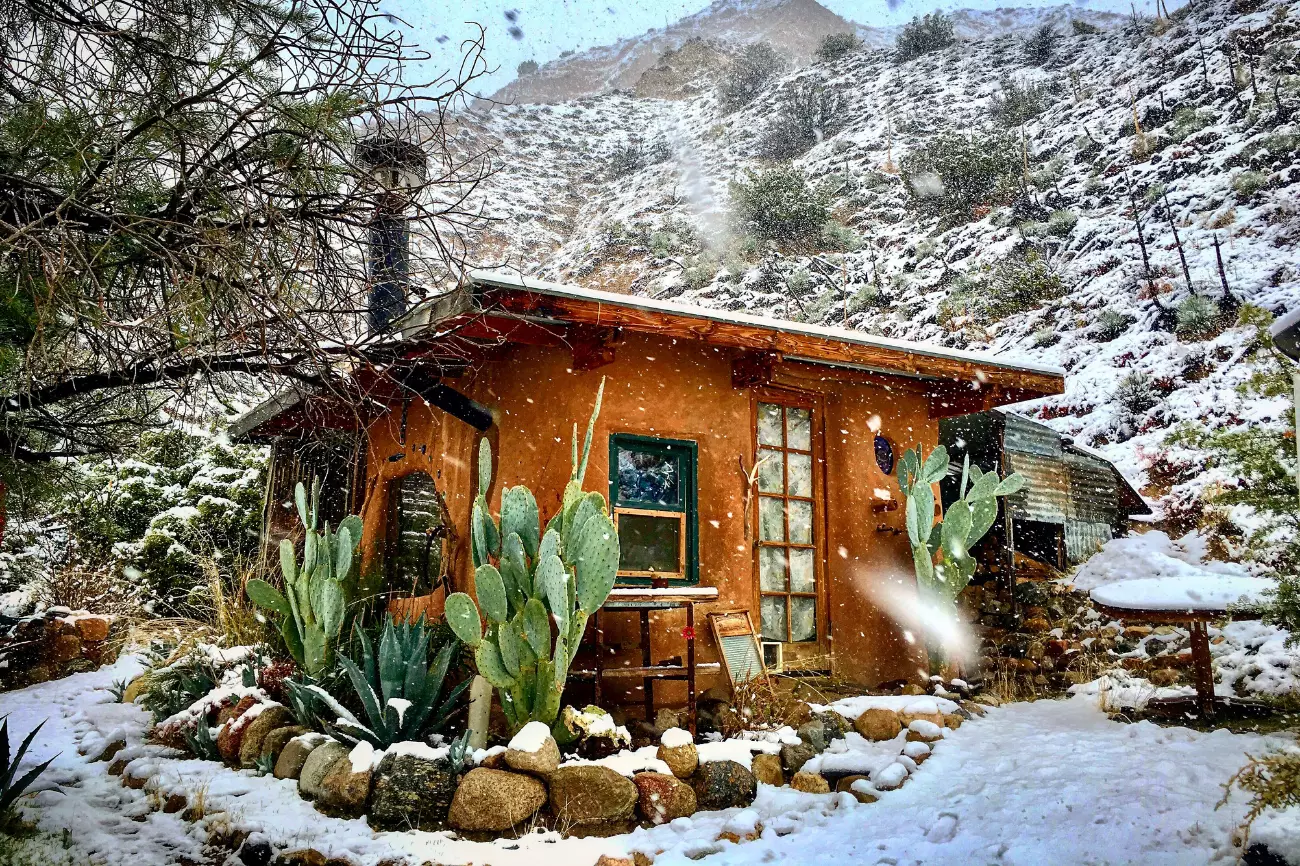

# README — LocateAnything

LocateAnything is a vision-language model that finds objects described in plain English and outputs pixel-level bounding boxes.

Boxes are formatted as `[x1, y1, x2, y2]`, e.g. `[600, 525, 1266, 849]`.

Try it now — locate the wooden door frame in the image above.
[748, 386, 831, 668]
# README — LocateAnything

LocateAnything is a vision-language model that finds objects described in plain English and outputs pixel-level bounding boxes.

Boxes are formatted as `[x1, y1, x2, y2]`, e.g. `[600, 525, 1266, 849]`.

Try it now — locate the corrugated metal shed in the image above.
[939, 410, 1151, 571]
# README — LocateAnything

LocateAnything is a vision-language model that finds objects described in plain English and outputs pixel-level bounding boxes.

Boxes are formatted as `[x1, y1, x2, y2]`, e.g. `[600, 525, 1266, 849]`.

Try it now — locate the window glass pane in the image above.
[787, 452, 813, 498]
[617, 446, 679, 506]
[757, 448, 784, 493]
[758, 403, 784, 446]
[761, 595, 787, 642]
[786, 407, 812, 451]
[789, 548, 816, 593]
[391, 472, 443, 595]
[617, 512, 682, 574]
[790, 596, 816, 642]
[758, 496, 785, 542]
[759, 547, 787, 592]
[788, 500, 813, 544]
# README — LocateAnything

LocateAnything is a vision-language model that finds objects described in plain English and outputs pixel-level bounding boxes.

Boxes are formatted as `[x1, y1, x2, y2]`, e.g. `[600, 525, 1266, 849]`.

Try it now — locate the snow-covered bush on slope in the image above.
[51, 429, 266, 618]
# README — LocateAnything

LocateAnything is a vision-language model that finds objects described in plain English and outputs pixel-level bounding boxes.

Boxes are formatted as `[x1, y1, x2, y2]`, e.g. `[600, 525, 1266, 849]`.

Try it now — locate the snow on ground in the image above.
[1069, 530, 1252, 592]
[3, 662, 1300, 865]
[1091, 574, 1276, 611]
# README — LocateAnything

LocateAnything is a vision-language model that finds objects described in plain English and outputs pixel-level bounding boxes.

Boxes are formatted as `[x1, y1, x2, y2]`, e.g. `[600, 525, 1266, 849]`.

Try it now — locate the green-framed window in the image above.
[608, 433, 699, 585]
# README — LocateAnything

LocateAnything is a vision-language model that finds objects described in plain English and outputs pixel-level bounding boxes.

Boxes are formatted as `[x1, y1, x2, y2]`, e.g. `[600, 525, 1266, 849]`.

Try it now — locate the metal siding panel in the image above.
[1065, 453, 1118, 524]
[1066, 521, 1113, 563]
[1003, 415, 1063, 459]
[1005, 451, 1068, 524]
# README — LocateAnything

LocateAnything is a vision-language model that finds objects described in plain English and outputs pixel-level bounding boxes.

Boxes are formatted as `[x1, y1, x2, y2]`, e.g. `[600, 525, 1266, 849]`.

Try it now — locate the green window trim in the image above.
[608, 433, 699, 586]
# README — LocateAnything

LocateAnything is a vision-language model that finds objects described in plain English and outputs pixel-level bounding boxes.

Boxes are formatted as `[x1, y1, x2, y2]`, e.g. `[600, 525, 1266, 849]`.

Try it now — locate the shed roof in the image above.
[231, 269, 1066, 441]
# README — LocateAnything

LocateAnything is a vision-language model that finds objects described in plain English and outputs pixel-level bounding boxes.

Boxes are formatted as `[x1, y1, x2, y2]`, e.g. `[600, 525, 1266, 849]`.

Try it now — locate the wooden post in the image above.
[641, 609, 654, 724]
[1189, 619, 1216, 719]
[687, 603, 697, 735]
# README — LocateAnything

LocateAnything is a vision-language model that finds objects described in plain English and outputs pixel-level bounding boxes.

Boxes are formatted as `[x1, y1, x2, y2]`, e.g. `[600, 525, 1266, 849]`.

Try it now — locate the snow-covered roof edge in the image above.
[465, 268, 1066, 381]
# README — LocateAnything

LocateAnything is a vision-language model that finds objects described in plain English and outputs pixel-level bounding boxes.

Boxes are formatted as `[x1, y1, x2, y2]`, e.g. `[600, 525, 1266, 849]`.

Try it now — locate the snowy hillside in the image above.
[489, 0, 1126, 104]
[448, 0, 1300, 530]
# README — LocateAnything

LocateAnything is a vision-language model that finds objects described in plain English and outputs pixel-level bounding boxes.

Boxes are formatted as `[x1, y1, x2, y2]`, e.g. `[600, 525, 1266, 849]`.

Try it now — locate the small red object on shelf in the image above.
[681, 626, 696, 640]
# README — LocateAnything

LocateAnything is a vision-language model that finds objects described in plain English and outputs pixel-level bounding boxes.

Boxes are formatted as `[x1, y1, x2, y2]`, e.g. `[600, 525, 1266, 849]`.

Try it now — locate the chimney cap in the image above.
[355, 136, 427, 178]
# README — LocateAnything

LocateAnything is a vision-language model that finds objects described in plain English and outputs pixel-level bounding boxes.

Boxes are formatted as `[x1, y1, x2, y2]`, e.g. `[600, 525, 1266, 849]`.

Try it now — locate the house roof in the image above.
[231, 269, 1066, 441]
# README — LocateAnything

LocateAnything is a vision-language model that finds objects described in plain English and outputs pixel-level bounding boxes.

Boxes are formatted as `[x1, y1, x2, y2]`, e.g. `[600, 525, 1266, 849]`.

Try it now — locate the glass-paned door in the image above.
[756, 401, 819, 645]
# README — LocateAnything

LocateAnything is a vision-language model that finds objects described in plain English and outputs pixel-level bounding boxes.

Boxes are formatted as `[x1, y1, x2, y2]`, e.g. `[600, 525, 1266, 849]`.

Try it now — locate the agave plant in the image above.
[246, 478, 362, 676]
[327, 615, 470, 748]
[0, 717, 56, 817]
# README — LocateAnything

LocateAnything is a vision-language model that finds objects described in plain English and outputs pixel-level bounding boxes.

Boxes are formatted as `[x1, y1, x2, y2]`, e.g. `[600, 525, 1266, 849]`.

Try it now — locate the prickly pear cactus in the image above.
[897, 445, 1024, 664]
[246, 478, 361, 676]
[445, 379, 619, 733]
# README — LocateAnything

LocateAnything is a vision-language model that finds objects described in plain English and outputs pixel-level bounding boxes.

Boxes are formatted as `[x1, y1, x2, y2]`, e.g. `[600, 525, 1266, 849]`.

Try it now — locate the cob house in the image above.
[231, 143, 1066, 720]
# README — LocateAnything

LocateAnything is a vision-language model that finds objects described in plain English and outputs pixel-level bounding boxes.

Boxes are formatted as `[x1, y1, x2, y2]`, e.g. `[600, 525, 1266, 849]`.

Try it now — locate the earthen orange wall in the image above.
[357, 331, 934, 709]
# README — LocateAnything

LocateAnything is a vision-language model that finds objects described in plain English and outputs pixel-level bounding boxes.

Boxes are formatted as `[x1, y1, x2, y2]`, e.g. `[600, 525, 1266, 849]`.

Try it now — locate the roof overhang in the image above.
[231, 269, 1066, 442]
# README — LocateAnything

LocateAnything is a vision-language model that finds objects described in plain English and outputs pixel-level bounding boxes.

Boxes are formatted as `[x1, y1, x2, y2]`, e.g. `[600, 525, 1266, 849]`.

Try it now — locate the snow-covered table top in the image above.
[1090, 575, 1276, 614]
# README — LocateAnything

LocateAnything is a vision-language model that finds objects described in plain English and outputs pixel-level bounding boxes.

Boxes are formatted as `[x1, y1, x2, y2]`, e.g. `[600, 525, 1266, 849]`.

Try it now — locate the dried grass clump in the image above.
[1221, 749, 1300, 845]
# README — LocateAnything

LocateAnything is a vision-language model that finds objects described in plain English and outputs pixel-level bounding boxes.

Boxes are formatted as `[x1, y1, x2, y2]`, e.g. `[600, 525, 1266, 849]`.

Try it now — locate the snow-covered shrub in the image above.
[1234, 170, 1269, 200]
[816, 32, 859, 63]
[1115, 371, 1157, 414]
[1071, 19, 1102, 35]
[758, 81, 847, 160]
[821, 219, 861, 251]
[901, 128, 1020, 221]
[990, 76, 1057, 127]
[1167, 106, 1213, 143]
[941, 253, 1065, 328]
[1022, 24, 1060, 65]
[1093, 309, 1135, 342]
[61, 430, 266, 617]
[895, 12, 955, 62]
[717, 42, 782, 112]
[1175, 293, 1221, 340]
[730, 167, 829, 244]
[607, 137, 670, 179]
[517, 59, 538, 76]
[1047, 209, 1078, 237]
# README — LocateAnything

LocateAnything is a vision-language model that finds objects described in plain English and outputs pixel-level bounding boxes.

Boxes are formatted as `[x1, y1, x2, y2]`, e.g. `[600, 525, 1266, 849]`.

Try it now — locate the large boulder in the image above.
[503, 722, 561, 777]
[368, 749, 458, 831]
[795, 721, 827, 753]
[691, 761, 756, 810]
[854, 708, 902, 742]
[656, 728, 698, 780]
[779, 742, 815, 775]
[260, 726, 307, 765]
[633, 772, 696, 825]
[317, 744, 373, 817]
[216, 696, 261, 764]
[275, 733, 326, 780]
[238, 706, 293, 768]
[791, 771, 830, 794]
[548, 765, 638, 827]
[298, 740, 349, 800]
[448, 768, 547, 832]
[815, 711, 853, 741]
[835, 774, 879, 804]
[751, 753, 784, 787]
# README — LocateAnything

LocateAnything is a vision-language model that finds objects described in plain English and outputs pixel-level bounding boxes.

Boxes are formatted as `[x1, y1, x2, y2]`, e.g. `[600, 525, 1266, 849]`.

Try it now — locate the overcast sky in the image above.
[381, 0, 1173, 97]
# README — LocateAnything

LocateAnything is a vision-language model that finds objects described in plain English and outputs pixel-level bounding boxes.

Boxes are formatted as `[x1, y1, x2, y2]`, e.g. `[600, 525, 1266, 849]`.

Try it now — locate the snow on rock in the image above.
[870, 761, 910, 790]
[1091, 575, 1276, 612]
[508, 720, 553, 753]
[1070, 530, 1252, 592]
[908, 719, 944, 740]
[660, 726, 693, 748]
[811, 694, 959, 719]
[560, 744, 671, 777]
[696, 737, 781, 770]
[348, 741, 375, 774]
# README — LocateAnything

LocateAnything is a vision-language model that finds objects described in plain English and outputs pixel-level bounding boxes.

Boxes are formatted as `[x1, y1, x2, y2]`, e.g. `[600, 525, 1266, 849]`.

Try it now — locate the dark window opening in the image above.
[386, 471, 448, 596]
[609, 434, 698, 585]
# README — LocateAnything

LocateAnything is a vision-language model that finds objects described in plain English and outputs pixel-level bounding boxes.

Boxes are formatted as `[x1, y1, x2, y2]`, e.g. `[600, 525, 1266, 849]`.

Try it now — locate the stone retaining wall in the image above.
[0, 608, 120, 690]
